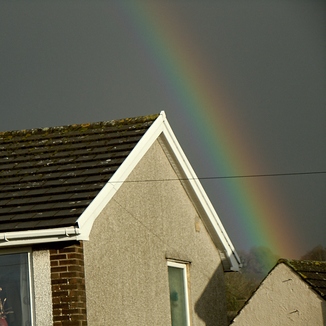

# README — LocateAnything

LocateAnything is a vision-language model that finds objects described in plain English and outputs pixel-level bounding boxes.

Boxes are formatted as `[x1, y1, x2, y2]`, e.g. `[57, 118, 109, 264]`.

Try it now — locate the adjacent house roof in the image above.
[278, 259, 326, 300]
[0, 111, 240, 271]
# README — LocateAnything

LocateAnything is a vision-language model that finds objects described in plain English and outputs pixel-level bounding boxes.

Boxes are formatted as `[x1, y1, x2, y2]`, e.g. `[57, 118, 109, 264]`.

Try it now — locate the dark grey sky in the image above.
[1, 0, 325, 258]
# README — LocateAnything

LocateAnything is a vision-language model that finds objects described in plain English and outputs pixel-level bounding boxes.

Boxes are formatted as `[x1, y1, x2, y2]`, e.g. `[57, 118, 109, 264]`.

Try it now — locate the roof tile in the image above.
[279, 259, 326, 300]
[0, 114, 159, 232]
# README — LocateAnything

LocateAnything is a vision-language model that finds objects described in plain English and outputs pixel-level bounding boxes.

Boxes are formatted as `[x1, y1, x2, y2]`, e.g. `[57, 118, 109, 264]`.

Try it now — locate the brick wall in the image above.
[50, 241, 87, 326]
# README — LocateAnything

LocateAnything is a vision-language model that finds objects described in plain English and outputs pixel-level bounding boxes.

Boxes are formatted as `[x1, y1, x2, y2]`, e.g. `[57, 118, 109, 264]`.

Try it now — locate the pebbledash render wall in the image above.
[83, 139, 228, 326]
[32, 249, 53, 325]
[231, 263, 326, 326]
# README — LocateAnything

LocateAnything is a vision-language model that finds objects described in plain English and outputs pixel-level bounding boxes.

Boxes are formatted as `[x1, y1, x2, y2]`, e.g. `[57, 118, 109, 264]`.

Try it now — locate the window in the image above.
[0, 252, 32, 326]
[167, 261, 190, 326]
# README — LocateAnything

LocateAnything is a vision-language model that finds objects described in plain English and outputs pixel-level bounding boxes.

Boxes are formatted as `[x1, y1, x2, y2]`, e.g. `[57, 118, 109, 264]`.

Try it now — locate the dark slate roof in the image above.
[0, 114, 159, 232]
[279, 259, 326, 300]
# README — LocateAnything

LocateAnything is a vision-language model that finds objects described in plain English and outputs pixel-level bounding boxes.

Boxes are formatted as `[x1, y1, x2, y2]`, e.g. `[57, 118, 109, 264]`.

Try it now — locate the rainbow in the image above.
[117, 2, 298, 259]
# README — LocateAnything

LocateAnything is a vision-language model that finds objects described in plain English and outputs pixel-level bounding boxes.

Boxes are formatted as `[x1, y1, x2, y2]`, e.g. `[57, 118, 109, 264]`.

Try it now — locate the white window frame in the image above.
[167, 260, 191, 326]
[0, 248, 34, 325]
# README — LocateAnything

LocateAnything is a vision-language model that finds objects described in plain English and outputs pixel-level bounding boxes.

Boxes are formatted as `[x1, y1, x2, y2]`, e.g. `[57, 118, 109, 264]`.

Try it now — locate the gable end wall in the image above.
[83, 139, 228, 326]
[231, 263, 326, 325]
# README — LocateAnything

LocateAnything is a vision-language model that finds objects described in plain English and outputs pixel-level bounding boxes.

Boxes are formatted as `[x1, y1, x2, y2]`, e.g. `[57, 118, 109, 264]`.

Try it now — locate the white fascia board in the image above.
[56, 111, 240, 271]
[0, 227, 80, 247]
[160, 116, 241, 271]
[0, 111, 240, 270]
[76, 112, 166, 239]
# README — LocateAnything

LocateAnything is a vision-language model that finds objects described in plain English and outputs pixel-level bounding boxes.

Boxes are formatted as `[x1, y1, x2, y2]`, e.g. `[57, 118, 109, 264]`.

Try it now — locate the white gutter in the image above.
[0, 227, 80, 247]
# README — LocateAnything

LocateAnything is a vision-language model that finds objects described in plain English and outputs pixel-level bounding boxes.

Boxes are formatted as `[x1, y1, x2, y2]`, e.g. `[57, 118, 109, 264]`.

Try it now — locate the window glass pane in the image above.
[0, 253, 31, 326]
[168, 266, 188, 326]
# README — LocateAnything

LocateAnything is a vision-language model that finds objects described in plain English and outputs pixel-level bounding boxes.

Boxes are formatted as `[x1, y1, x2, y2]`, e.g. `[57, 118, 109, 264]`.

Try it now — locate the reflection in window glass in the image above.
[0, 253, 32, 326]
[168, 263, 189, 326]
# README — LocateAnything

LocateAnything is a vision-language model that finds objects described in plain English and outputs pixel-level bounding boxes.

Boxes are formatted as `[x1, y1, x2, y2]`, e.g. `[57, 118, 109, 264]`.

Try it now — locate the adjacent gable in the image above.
[231, 260, 326, 325]
[279, 259, 326, 300]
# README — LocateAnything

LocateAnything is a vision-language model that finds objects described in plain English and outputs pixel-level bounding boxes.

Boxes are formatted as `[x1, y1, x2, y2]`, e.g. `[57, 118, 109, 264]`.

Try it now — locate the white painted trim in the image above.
[0, 114, 166, 248]
[76, 112, 166, 238]
[167, 260, 191, 326]
[160, 115, 241, 271]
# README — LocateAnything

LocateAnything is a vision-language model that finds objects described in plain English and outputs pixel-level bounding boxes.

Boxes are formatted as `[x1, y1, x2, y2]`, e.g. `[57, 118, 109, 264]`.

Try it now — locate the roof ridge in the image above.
[0, 114, 159, 139]
[278, 258, 326, 265]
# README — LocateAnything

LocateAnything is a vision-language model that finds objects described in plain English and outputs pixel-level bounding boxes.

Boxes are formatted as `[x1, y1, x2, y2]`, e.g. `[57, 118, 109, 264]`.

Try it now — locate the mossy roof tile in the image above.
[0, 114, 158, 232]
[279, 259, 326, 300]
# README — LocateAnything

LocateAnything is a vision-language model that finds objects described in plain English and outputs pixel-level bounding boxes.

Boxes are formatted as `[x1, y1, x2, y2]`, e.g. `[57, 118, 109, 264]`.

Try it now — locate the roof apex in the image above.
[0, 111, 240, 271]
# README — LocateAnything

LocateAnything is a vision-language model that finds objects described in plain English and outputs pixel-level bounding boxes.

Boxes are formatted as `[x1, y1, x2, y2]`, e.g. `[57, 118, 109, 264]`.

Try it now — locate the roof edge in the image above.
[277, 259, 326, 301]
[0, 113, 163, 248]
[77, 111, 240, 271]
[76, 112, 166, 236]
[158, 116, 241, 271]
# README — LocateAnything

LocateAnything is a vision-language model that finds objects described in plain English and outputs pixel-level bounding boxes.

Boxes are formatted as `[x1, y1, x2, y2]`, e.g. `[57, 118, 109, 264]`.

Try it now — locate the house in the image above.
[231, 259, 326, 326]
[0, 111, 240, 326]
